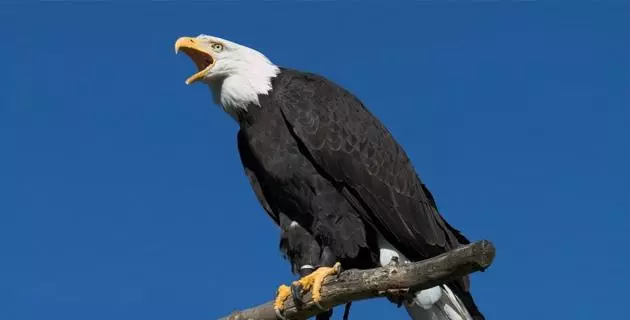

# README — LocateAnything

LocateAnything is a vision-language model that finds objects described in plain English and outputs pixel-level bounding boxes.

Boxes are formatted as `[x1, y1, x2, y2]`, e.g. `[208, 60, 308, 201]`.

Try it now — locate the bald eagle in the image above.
[175, 35, 485, 320]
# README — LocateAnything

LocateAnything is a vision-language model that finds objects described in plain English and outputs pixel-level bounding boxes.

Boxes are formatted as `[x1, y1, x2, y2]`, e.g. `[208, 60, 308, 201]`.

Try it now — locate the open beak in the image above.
[175, 37, 215, 85]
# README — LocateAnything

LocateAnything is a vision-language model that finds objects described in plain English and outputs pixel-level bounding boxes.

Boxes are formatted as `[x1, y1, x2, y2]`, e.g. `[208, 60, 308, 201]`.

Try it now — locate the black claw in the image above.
[291, 283, 304, 308]
[385, 289, 409, 308]
[388, 256, 400, 266]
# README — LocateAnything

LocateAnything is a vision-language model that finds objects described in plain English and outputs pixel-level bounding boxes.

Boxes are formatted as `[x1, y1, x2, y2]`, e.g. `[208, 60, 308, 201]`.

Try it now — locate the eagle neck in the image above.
[207, 66, 281, 121]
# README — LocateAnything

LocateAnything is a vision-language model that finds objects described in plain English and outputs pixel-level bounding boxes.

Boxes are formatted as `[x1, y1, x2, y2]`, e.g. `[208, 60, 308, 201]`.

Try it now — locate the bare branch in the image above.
[219, 240, 495, 320]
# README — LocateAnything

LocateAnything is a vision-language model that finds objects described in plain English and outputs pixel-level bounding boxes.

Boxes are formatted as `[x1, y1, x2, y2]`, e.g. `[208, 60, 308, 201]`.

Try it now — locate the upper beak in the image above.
[174, 36, 196, 54]
[175, 36, 215, 85]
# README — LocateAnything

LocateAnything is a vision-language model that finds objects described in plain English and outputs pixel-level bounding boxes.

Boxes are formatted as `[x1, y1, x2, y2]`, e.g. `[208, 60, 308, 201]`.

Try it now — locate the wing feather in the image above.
[237, 129, 278, 224]
[271, 70, 464, 261]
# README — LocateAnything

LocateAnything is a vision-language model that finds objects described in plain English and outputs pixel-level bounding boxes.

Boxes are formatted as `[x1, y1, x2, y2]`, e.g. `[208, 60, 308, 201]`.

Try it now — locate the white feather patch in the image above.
[413, 286, 443, 309]
[377, 233, 471, 320]
[194, 34, 280, 119]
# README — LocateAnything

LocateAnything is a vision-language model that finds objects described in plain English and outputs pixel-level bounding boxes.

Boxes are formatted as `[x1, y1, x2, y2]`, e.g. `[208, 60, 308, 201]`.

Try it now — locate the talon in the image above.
[291, 282, 304, 308]
[387, 256, 400, 266]
[274, 284, 291, 320]
[292, 262, 342, 310]
[385, 288, 410, 308]
[274, 308, 286, 320]
[314, 300, 325, 310]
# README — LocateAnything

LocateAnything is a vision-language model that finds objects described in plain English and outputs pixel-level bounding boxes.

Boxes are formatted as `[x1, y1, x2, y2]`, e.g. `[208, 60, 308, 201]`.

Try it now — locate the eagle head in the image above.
[175, 34, 280, 116]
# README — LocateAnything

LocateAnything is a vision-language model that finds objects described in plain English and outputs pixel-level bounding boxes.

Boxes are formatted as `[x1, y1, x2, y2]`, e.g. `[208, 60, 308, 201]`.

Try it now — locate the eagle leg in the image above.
[273, 284, 292, 320]
[291, 262, 341, 310]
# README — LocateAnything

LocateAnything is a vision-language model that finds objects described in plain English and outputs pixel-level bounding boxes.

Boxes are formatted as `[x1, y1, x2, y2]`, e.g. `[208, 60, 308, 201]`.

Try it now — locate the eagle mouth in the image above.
[181, 47, 214, 85]
[175, 37, 215, 85]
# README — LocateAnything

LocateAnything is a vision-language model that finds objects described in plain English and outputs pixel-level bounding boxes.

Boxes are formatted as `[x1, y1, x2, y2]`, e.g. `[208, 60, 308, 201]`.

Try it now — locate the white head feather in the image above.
[177, 34, 280, 119]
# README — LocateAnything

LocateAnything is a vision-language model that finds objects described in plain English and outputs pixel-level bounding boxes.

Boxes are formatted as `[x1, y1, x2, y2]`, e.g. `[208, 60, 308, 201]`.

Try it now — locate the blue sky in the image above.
[1, 1, 629, 319]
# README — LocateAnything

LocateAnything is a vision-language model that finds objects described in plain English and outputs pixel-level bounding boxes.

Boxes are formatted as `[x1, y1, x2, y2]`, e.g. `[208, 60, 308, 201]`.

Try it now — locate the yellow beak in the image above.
[175, 36, 215, 85]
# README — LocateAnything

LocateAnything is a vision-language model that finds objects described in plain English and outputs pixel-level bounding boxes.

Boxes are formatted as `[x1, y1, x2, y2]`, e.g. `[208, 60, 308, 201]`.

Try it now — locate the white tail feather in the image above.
[404, 285, 472, 320]
[378, 234, 472, 320]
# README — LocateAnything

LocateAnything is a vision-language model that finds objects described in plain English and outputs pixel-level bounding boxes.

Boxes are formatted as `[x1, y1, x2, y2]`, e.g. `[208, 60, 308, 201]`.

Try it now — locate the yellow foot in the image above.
[273, 262, 342, 319]
[292, 262, 342, 310]
[274, 284, 292, 320]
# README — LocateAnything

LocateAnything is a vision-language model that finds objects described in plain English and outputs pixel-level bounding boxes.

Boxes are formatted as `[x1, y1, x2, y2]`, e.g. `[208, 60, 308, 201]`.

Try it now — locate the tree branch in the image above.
[219, 240, 495, 320]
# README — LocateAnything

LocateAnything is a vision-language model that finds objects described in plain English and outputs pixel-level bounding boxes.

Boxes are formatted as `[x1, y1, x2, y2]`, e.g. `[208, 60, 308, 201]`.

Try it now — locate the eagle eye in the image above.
[211, 43, 223, 53]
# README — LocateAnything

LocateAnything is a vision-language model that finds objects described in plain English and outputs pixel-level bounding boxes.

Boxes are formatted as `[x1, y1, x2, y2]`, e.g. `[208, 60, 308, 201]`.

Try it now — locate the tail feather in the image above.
[446, 281, 485, 320]
[405, 284, 481, 320]
[378, 234, 484, 320]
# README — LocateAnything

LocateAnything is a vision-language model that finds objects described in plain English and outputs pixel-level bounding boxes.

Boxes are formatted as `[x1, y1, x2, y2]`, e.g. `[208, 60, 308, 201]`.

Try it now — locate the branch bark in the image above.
[219, 240, 495, 320]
